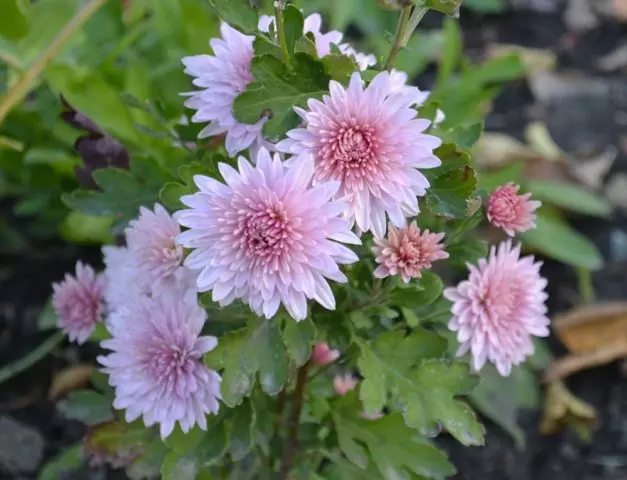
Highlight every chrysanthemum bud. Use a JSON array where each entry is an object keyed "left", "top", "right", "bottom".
[{"left": 487, "top": 183, "right": 541, "bottom": 236}]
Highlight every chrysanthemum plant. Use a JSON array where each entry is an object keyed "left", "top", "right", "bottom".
[{"left": 48, "top": 0, "right": 551, "bottom": 478}]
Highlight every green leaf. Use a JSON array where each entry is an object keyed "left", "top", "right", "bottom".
[
  {"left": 207, "top": 0, "right": 258, "bottom": 33},
  {"left": 464, "top": 0, "right": 508, "bottom": 13},
  {"left": 358, "top": 331, "right": 484, "bottom": 446},
  {"left": 357, "top": 329, "right": 447, "bottom": 415},
  {"left": 57, "top": 390, "right": 115, "bottom": 425},
  {"left": 283, "top": 317, "right": 316, "bottom": 367},
  {"left": 448, "top": 122, "right": 484, "bottom": 150},
  {"left": 63, "top": 160, "right": 171, "bottom": 234},
  {"left": 127, "top": 440, "right": 169, "bottom": 480},
  {"left": 85, "top": 421, "right": 156, "bottom": 459},
  {"left": 422, "top": 0, "right": 464, "bottom": 15},
  {"left": 161, "top": 452, "right": 198, "bottom": 480},
  {"left": 437, "top": 18, "right": 462, "bottom": 86},
  {"left": 283, "top": 5, "right": 304, "bottom": 56},
  {"left": 470, "top": 365, "right": 540, "bottom": 449},
  {"left": 159, "top": 156, "right": 221, "bottom": 211},
  {"left": 447, "top": 238, "right": 488, "bottom": 268},
  {"left": 228, "top": 400, "right": 255, "bottom": 461},
  {"left": 424, "top": 166, "right": 477, "bottom": 219},
  {"left": 59, "top": 211, "right": 115, "bottom": 245},
  {"left": 39, "top": 444, "right": 84, "bottom": 480},
  {"left": 45, "top": 64, "right": 139, "bottom": 145},
  {"left": 332, "top": 393, "right": 456, "bottom": 479},
  {"left": 389, "top": 271, "right": 444, "bottom": 309},
  {"left": 205, "top": 318, "right": 288, "bottom": 406},
  {"left": 233, "top": 54, "right": 329, "bottom": 140},
  {"left": 526, "top": 180, "right": 612, "bottom": 218},
  {"left": 521, "top": 212, "right": 603, "bottom": 270},
  {"left": 322, "top": 54, "right": 358, "bottom": 83},
  {"left": 0, "top": 0, "right": 29, "bottom": 40}
]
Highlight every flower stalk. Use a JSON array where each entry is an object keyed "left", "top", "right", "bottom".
[
  {"left": 385, "top": 5, "right": 429, "bottom": 71},
  {"left": 274, "top": 0, "right": 292, "bottom": 67}
]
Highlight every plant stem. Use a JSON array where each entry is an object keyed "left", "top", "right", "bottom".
[
  {"left": 576, "top": 267, "right": 595, "bottom": 305},
  {"left": 384, "top": 5, "right": 428, "bottom": 71},
  {"left": 0, "top": 332, "right": 65, "bottom": 385},
  {"left": 274, "top": 1, "right": 292, "bottom": 67},
  {"left": 0, "top": 0, "right": 109, "bottom": 127},
  {"left": 279, "top": 362, "right": 310, "bottom": 479}
]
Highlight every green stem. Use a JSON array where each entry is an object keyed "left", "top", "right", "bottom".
[
  {"left": 576, "top": 267, "right": 595, "bottom": 305},
  {"left": 385, "top": 6, "right": 429, "bottom": 71},
  {"left": 274, "top": 1, "right": 291, "bottom": 67},
  {"left": 0, "top": 332, "right": 65, "bottom": 385},
  {"left": 279, "top": 362, "right": 310, "bottom": 479},
  {"left": 0, "top": 0, "right": 109, "bottom": 127}
]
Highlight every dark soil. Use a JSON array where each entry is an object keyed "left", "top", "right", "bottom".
[{"left": 2, "top": 3, "right": 627, "bottom": 480}]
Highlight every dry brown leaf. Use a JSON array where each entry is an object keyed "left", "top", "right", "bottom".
[
  {"left": 553, "top": 301, "right": 627, "bottom": 353},
  {"left": 611, "top": 0, "right": 627, "bottom": 20},
  {"left": 540, "top": 380, "right": 597, "bottom": 437},
  {"left": 473, "top": 133, "right": 538, "bottom": 169},
  {"left": 48, "top": 363, "right": 95, "bottom": 401},
  {"left": 525, "top": 122, "right": 563, "bottom": 162},
  {"left": 544, "top": 302, "right": 627, "bottom": 382},
  {"left": 487, "top": 44, "right": 557, "bottom": 76}
]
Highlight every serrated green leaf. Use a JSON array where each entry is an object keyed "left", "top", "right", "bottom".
[
  {"left": 389, "top": 271, "right": 444, "bottom": 309},
  {"left": 358, "top": 331, "right": 484, "bottom": 446},
  {"left": 86, "top": 420, "right": 156, "bottom": 458},
  {"left": 283, "top": 317, "right": 316, "bottom": 367},
  {"left": 207, "top": 0, "right": 258, "bottom": 33},
  {"left": 45, "top": 64, "right": 139, "bottom": 145},
  {"left": 425, "top": 166, "right": 477, "bottom": 218},
  {"left": 233, "top": 54, "right": 329, "bottom": 140},
  {"left": 63, "top": 160, "right": 171, "bottom": 234},
  {"left": 322, "top": 54, "right": 358, "bottom": 83},
  {"left": 332, "top": 393, "right": 456, "bottom": 479},
  {"left": 449, "top": 122, "right": 484, "bottom": 150},
  {"left": 206, "top": 318, "right": 288, "bottom": 406},
  {"left": 526, "top": 180, "right": 612, "bottom": 218},
  {"left": 56, "top": 390, "right": 115, "bottom": 426},
  {"left": 283, "top": 5, "right": 304, "bottom": 56},
  {"left": 357, "top": 328, "right": 447, "bottom": 416},
  {"left": 521, "top": 212, "right": 603, "bottom": 270}
]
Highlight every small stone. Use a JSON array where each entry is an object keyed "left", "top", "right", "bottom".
[
  {"left": 605, "top": 174, "right": 627, "bottom": 211},
  {"left": 0, "top": 416, "right": 44, "bottom": 474}
]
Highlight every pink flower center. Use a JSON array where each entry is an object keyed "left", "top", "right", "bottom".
[
  {"left": 239, "top": 201, "right": 293, "bottom": 266},
  {"left": 148, "top": 344, "right": 194, "bottom": 381},
  {"left": 481, "top": 273, "right": 523, "bottom": 321},
  {"left": 318, "top": 123, "right": 380, "bottom": 190}
]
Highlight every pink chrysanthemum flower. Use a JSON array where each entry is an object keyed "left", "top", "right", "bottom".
[
  {"left": 52, "top": 262, "right": 105, "bottom": 344},
  {"left": 175, "top": 148, "right": 361, "bottom": 321},
  {"left": 98, "top": 282, "right": 221, "bottom": 439},
  {"left": 333, "top": 373, "right": 358, "bottom": 396},
  {"left": 182, "top": 23, "right": 267, "bottom": 157},
  {"left": 487, "top": 183, "right": 541, "bottom": 236},
  {"left": 372, "top": 222, "right": 449, "bottom": 283},
  {"left": 125, "top": 203, "right": 183, "bottom": 288},
  {"left": 258, "top": 13, "right": 375, "bottom": 70},
  {"left": 443, "top": 240, "right": 550, "bottom": 376},
  {"left": 102, "top": 245, "right": 144, "bottom": 313},
  {"left": 311, "top": 343, "right": 340, "bottom": 366},
  {"left": 277, "top": 72, "right": 442, "bottom": 238}
]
